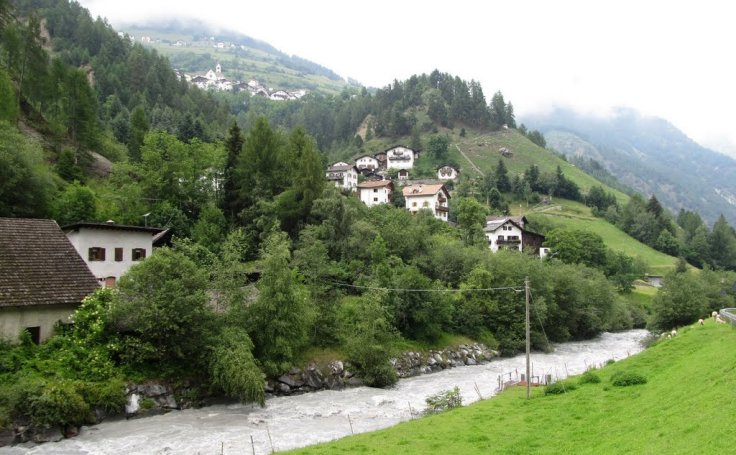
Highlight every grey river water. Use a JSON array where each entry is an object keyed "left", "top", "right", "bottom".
[{"left": 2, "top": 329, "right": 649, "bottom": 455}]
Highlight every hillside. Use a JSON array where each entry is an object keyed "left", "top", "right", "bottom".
[
  {"left": 288, "top": 321, "right": 736, "bottom": 454},
  {"left": 524, "top": 107, "right": 736, "bottom": 226},
  {"left": 122, "top": 21, "right": 352, "bottom": 95}
]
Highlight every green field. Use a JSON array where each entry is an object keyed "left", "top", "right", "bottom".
[
  {"left": 287, "top": 321, "right": 736, "bottom": 454},
  {"left": 524, "top": 201, "right": 677, "bottom": 274}
]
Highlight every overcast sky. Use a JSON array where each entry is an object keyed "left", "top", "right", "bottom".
[{"left": 79, "top": 0, "right": 736, "bottom": 157}]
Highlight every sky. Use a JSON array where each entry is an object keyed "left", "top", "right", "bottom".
[{"left": 78, "top": 0, "right": 736, "bottom": 157}]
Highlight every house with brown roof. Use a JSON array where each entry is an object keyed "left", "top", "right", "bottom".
[
  {"left": 402, "top": 183, "right": 450, "bottom": 221},
  {"left": 484, "top": 215, "right": 545, "bottom": 255},
  {"left": 0, "top": 218, "right": 99, "bottom": 343},
  {"left": 63, "top": 221, "right": 165, "bottom": 288},
  {"left": 325, "top": 162, "right": 359, "bottom": 191},
  {"left": 358, "top": 180, "right": 393, "bottom": 207}
]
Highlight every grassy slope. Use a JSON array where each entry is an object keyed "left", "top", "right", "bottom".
[
  {"left": 450, "top": 129, "right": 630, "bottom": 204},
  {"left": 287, "top": 322, "right": 736, "bottom": 454},
  {"left": 523, "top": 200, "right": 677, "bottom": 274}
]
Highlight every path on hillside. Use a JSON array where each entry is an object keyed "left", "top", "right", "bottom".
[{"left": 454, "top": 144, "right": 484, "bottom": 176}]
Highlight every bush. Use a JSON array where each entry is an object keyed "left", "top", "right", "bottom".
[
  {"left": 76, "top": 378, "right": 127, "bottom": 414},
  {"left": 544, "top": 380, "right": 578, "bottom": 395},
  {"left": 209, "top": 327, "right": 265, "bottom": 406},
  {"left": 28, "top": 379, "right": 90, "bottom": 427},
  {"left": 424, "top": 387, "right": 462, "bottom": 415},
  {"left": 611, "top": 371, "right": 647, "bottom": 387},
  {"left": 579, "top": 371, "right": 601, "bottom": 385}
]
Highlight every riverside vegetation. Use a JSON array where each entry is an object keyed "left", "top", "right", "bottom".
[
  {"left": 287, "top": 321, "right": 736, "bottom": 454},
  {"left": 2, "top": 0, "right": 736, "bottom": 443}
]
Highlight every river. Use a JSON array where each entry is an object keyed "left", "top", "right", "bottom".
[{"left": 2, "top": 329, "right": 649, "bottom": 455}]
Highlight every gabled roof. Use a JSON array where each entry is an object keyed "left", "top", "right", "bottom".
[
  {"left": 402, "top": 183, "right": 449, "bottom": 198},
  {"left": 62, "top": 221, "right": 164, "bottom": 235},
  {"left": 484, "top": 216, "right": 529, "bottom": 233},
  {"left": 357, "top": 180, "right": 393, "bottom": 189},
  {"left": 356, "top": 154, "right": 378, "bottom": 161},
  {"left": 326, "top": 163, "right": 356, "bottom": 172},
  {"left": 0, "top": 218, "right": 99, "bottom": 307}
]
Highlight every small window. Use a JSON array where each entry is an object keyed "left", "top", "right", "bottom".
[
  {"left": 114, "top": 248, "right": 123, "bottom": 262},
  {"left": 373, "top": 197, "right": 378, "bottom": 202},
  {"left": 373, "top": 188, "right": 378, "bottom": 193},
  {"left": 422, "top": 201, "right": 429, "bottom": 207},
  {"left": 132, "top": 248, "right": 146, "bottom": 261},
  {"left": 412, "top": 202, "right": 417, "bottom": 207},
  {"left": 88, "top": 247, "right": 106, "bottom": 261}
]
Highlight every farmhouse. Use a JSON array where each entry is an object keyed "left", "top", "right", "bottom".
[
  {"left": 0, "top": 218, "right": 99, "bottom": 343},
  {"left": 403, "top": 183, "right": 450, "bottom": 221},
  {"left": 356, "top": 155, "right": 379, "bottom": 171},
  {"left": 63, "top": 221, "right": 165, "bottom": 288},
  {"left": 386, "top": 146, "right": 416, "bottom": 170},
  {"left": 437, "top": 165, "right": 459, "bottom": 181},
  {"left": 484, "top": 216, "right": 545, "bottom": 254},
  {"left": 358, "top": 180, "right": 393, "bottom": 207},
  {"left": 326, "top": 163, "right": 359, "bottom": 191}
]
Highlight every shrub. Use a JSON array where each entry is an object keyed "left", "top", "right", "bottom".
[
  {"left": 28, "top": 379, "right": 90, "bottom": 427},
  {"left": 76, "top": 378, "right": 127, "bottom": 414},
  {"left": 140, "top": 398, "right": 156, "bottom": 410},
  {"left": 424, "top": 387, "right": 462, "bottom": 415},
  {"left": 209, "top": 327, "right": 265, "bottom": 406},
  {"left": 611, "top": 371, "right": 647, "bottom": 387},
  {"left": 579, "top": 371, "right": 601, "bottom": 385},
  {"left": 544, "top": 380, "right": 578, "bottom": 395}
]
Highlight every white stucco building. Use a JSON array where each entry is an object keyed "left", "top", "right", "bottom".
[
  {"left": 356, "top": 155, "right": 379, "bottom": 170},
  {"left": 437, "top": 165, "right": 459, "bottom": 181},
  {"left": 63, "top": 222, "right": 164, "bottom": 288},
  {"left": 386, "top": 146, "right": 416, "bottom": 170},
  {"left": 326, "top": 163, "right": 359, "bottom": 191},
  {"left": 358, "top": 180, "right": 393, "bottom": 207},
  {"left": 403, "top": 183, "right": 450, "bottom": 221},
  {"left": 484, "top": 216, "right": 545, "bottom": 254}
]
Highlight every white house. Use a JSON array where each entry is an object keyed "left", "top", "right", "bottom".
[
  {"left": 326, "top": 163, "right": 359, "bottom": 191},
  {"left": 398, "top": 169, "right": 410, "bottom": 180},
  {"left": 484, "top": 216, "right": 545, "bottom": 254},
  {"left": 403, "top": 183, "right": 450, "bottom": 221},
  {"left": 386, "top": 146, "right": 416, "bottom": 170},
  {"left": 437, "top": 165, "right": 459, "bottom": 181},
  {"left": 356, "top": 155, "right": 379, "bottom": 170},
  {"left": 63, "top": 221, "right": 164, "bottom": 288},
  {"left": 358, "top": 180, "right": 393, "bottom": 207}
]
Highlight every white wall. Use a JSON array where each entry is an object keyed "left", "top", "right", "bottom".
[
  {"left": 66, "top": 228, "right": 154, "bottom": 285},
  {"left": 359, "top": 186, "right": 391, "bottom": 206},
  {"left": 356, "top": 157, "right": 378, "bottom": 169},
  {"left": 405, "top": 194, "right": 448, "bottom": 221},
  {"left": 386, "top": 146, "right": 415, "bottom": 170},
  {"left": 0, "top": 303, "right": 79, "bottom": 342},
  {"left": 486, "top": 222, "right": 523, "bottom": 252}
]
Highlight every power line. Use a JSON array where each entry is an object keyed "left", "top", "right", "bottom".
[{"left": 315, "top": 278, "right": 523, "bottom": 293}]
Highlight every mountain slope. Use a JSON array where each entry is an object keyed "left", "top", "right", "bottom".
[
  {"left": 121, "top": 20, "right": 352, "bottom": 95},
  {"left": 523, "top": 107, "right": 736, "bottom": 226}
]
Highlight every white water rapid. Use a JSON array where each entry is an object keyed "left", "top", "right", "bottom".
[{"left": 3, "top": 329, "right": 649, "bottom": 455}]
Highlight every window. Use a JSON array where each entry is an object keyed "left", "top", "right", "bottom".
[
  {"left": 498, "top": 235, "right": 505, "bottom": 241},
  {"left": 115, "top": 248, "right": 123, "bottom": 262},
  {"left": 422, "top": 201, "right": 429, "bottom": 207},
  {"left": 373, "top": 188, "right": 378, "bottom": 193},
  {"left": 88, "top": 247, "right": 106, "bottom": 261},
  {"left": 412, "top": 202, "right": 417, "bottom": 207},
  {"left": 132, "top": 248, "right": 146, "bottom": 261},
  {"left": 373, "top": 197, "right": 378, "bottom": 202}
]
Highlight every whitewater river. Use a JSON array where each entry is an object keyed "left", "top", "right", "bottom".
[{"left": 3, "top": 329, "right": 649, "bottom": 455}]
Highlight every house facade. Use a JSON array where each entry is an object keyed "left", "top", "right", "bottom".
[
  {"left": 484, "top": 216, "right": 545, "bottom": 254},
  {"left": 356, "top": 155, "right": 379, "bottom": 170},
  {"left": 358, "top": 180, "right": 393, "bottom": 207},
  {"left": 403, "top": 183, "right": 450, "bottom": 221},
  {"left": 0, "top": 218, "right": 99, "bottom": 343},
  {"left": 437, "top": 165, "right": 459, "bottom": 181},
  {"left": 386, "top": 146, "right": 416, "bottom": 170},
  {"left": 63, "top": 222, "right": 164, "bottom": 288},
  {"left": 326, "top": 163, "right": 359, "bottom": 191}
]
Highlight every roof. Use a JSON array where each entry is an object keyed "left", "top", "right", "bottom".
[
  {"left": 0, "top": 218, "right": 99, "bottom": 308},
  {"left": 356, "top": 155, "right": 377, "bottom": 161},
  {"left": 62, "top": 222, "right": 164, "bottom": 235},
  {"left": 326, "top": 164, "right": 356, "bottom": 172},
  {"left": 358, "top": 180, "right": 393, "bottom": 189},
  {"left": 402, "top": 183, "right": 449, "bottom": 198},
  {"left": 484, "top": 216, "right": 527, "bottom": 232}
]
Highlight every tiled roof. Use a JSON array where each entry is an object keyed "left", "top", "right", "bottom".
[
  {"left": 402, "top": 183, "right": 447, "bottom": 197},
  {"left": 357, "top": 180, "right": 393, "bottom": 189},
  {"left": 0, "top": 218, "right": 99, "bottom": 307}
]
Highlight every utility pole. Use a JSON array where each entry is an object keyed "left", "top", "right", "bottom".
[{"left": 525, "top": 276, "right": 531, "bottom": 400}]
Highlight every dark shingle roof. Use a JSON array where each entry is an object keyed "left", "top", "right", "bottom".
[{"left": 0, "top": 218, "right": 99, "bottom": 307}]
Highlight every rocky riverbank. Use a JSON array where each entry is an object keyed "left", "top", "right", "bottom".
[{"left": 3, "top": 343, "right": 497, "bottom": 445}]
